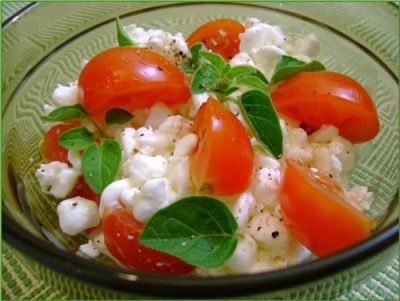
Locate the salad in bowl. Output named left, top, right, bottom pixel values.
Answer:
left=35, top=16, right=379, bottom=277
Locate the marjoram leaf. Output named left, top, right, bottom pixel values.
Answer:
left=59, top=127, right=96, bottom=151
left=82, top=139, right=122, bottom=193
left=116, top=17, right=136, bottom=47
left=270, top=55, right=325, bottom=86
left=40, top=104, right=88, bottom=122
left=240, top=89, right=283, bottom=159
left=191, top=63, right=221, bottom=94
left=139, top=196, right=238, bottom=268
left=105, top=108, right=134, bottom=125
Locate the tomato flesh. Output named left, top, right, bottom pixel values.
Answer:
left=67, top=175, right=101, bottom=206
left=190, top=97, right=254, bottom=196
left=40, top=122, right=78, bottom=166
left=271, top=71, right=380, bottom=143
left=187, top=18, right=245, bottom=61
left=279, top=159, right=375, bottom=257
left=103, top=202, right=195, bottom=274
left=78, top=46, right=191, bottom=125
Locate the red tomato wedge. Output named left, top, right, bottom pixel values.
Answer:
left=67, top=175, right=101, bottom=206
left=78, top=46, right=191, bottom=126
left=102, top=202, right=195, bottom=274
left=190, top=97, right=254, bottom=196
left=41, top=122, right=101, bottom=206
left=279, top=159, right=376, bottom=257
left=40, top=122, right=78, bottom=166
left=187, top=18, right=245, bottom=61
left=271, top=71, right=380, bottom=143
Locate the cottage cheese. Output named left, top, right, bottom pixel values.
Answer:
left=36, top=17, right=374, bottom=276
left=35, top=161, right=80, bottom=199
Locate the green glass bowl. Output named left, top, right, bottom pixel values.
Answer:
left=2, top=2, right=398, bottom=299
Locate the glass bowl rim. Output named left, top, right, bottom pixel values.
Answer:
left=3, top=209, right=398, bottom=298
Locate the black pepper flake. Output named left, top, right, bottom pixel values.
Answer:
left=72, top=202, right=78, bottom=207
left=157, top=65, right=164, bottom=71
left=271, top=231, right=279, bottom=238
left=257, top=226, right=261, bottom=231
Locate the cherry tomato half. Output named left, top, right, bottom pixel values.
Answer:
left=279, top=159, right=375, bottom=257
left=187, top=18, right=245, bottom=61
left=78, top=46, right=191, bottom=125
left=271, top=71, right=380, bottom=143
left=190, top=97, right=254, bottom=196
left=103, top=202, right=195, bottom=274
left=40, top=122, right=78, bottom=166
left=67, top=175, right=101, bottom=206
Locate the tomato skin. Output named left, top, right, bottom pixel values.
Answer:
left=271, top=71, right=380, bottom=143
left=41, top=123, right=101, bottom=205
left=102, top=202, right=195, bottom=274
left=67, top=175, right=101, bottom=206
left=40, top=122, right=78, bottom=166
left=78, top=46, right=191, bottom=125
left=190, top=97, right=254, bottom=196
left=187, top=18, right=245, bottom=61
left=279, top=159, right=375, bottom=257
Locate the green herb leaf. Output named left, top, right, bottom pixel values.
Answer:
left=139, top=196, right=238, bottom=268
left=82, top=139, right=122, bottom=193
left=40, top=104, right=88, bottom=122
left=199, top=51, right=226, bottom=75
left=223, top=86, right=239, bottom=96
left=116, top=17, right=136, bottom=47
left=240, top=89, right=283, bottom=159
left=270, top=55, right=325, bottom=86
left=225, top=65, right=269, bottom=85
left=191, top=63, right=221, bottom=94
left=235, top=75, right=269, bottom=93
left=105, top=108, right=134, bottom=125
left=180, top=43, right=206, bottom=73
left=59, top=127, right=96, bottom=151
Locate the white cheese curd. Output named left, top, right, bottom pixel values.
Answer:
left=166, top=156, right=193, bottom=197
left=144, top=102, right=173, bottom=129
left=124, top=24, right=189, bottom=63
left=189, top=93, right=210, bottom=118
left=173, top=133, right=197, bottom=157
left=133, top=177, right=178, bottom=222
left=39, top=17, right=376, bottom=277
left=57, top=197, right=100, bottom=236
left=67, top=150, right=82, bottom=170
left=247, top=211, right=291, bottom=250
left=237, top=17, right=320, bottom=80
left=158, top=115, right=193, bottom=140
left=51, top=81, right=80, bottom=107
left=122, top=153, right=168, bottom=183
left=43, top=104, right=55, bottom=116
left=227, top=192, right=256, bottom=230
left=252, top=166, right=281, bottom=208
left=238, top=18, right=287, bottom=79
left=225, top=234, right=258, bottom=273
left=99, top=178, right=137, bottom=217
left=90, top=232, right=114, bottom=259
left=345, top=186, right=374, bottom=211
left=35, top=161, right=80, bottom=199
left=77, top=239, right=100, bottom=258
left=287, top=33, right=320, bottom=59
